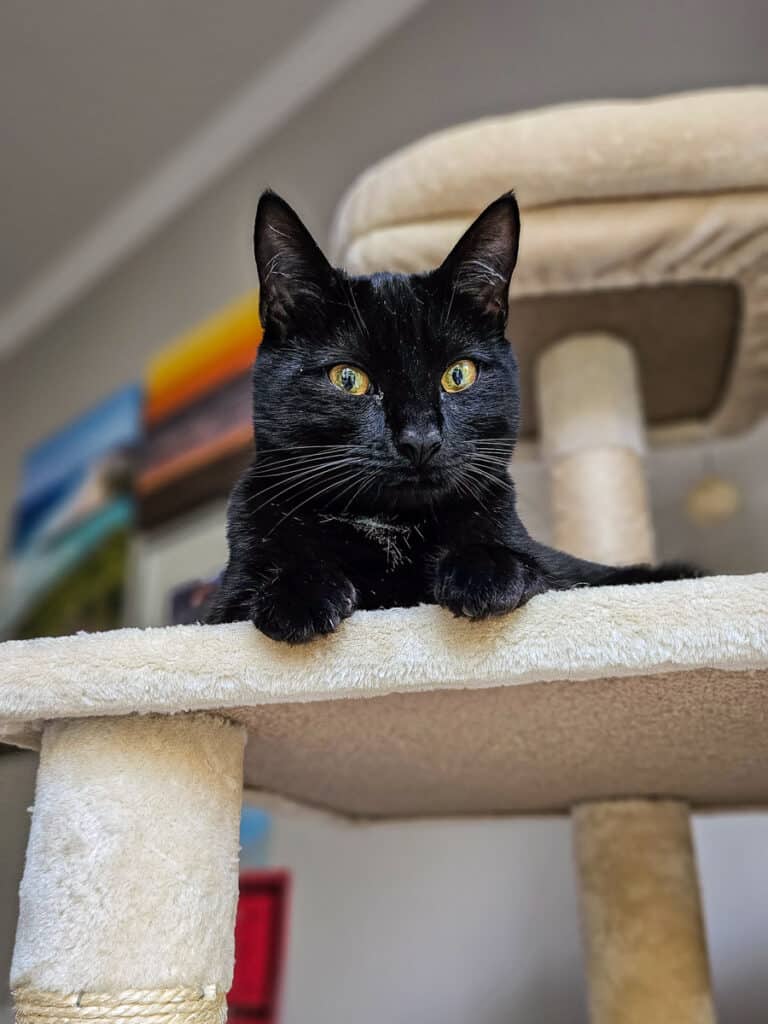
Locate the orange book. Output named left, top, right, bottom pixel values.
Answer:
left=145, top=293, right=262, bottom=425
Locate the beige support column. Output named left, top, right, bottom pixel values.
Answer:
left=11, top=714, right=245, bottom=1024
left=573, top=801, right=715, bottom=1024
left=537, top=334, right=655, bottom=564
left=537, top=333, right=716, bottom=1024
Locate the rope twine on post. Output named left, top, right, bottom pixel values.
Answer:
left=13, top=985, right=227, bottom=1023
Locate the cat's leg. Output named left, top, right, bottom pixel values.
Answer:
left=524, top=537, right=701, bottom=590
left=248, top=560, right=358, bottom=643
left=432, top=543, right=550, bottom=620
left=430, top=509, right=699, bottom=620
left=432, top=539, right=697, bottom=620
left=208, top=554, right=358, bottom=643
left=430, top=494, right=553, bottom=619
left=205, top=567, right=253, bottom=624
left=207, top=514, right=360, bottom=643
left=208, top=463, right=365, bottom=641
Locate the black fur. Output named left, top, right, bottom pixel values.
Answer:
left=207, top=191, right=695, bottom=643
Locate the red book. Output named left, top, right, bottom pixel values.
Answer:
left=228, top=871, right=290, bottom=1023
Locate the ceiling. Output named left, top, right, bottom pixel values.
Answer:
left=0, top=0, right=335, bottom=307
left=0, top=0, right=429, bottom=354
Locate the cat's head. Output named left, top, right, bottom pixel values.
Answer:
left=252, top=190, right=520, bottom=511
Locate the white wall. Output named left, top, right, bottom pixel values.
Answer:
left=269, top=809, right=588, bottom=1023
left=267, top=805, right=768, bottom=1024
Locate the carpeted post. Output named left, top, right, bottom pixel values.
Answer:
left=537, top=333, right=716, bottom=1024
left=573, top=801, right=715, bottom=1024
left=11, top=714, right=245, bottom=1023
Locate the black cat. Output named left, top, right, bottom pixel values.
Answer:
left=207, top=190, right=692, bottom=642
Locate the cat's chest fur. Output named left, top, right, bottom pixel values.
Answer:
left=315, top=511, right=435, bottom=609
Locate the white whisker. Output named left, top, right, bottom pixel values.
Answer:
left=267, top=468, right=371, bottom=536
left=255, top=443, right=367, bottom=456
left=247, top=458, right=359, bottom=511
left=464, top=463, right=514, bottom=492
left=251, top=450, right=363, bottom=478
left=338, top=470, right=378, bottom=512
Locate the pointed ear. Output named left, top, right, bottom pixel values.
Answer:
left=437, top=192, right=520, bottom=319
left=254, top=190, right=333, bottom=330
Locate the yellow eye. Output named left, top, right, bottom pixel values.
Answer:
left=329, top=364, right=371, bottom=395
left=441, top=359, right=478, bottom=393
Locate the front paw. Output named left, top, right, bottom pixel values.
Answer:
left=251, top=566, right=358, bottom=644
left=433, top=544, right=548, bottom=620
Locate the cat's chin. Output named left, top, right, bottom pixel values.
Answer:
left=382, top=472, right=452, bottom=508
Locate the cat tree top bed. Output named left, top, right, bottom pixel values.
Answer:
left=331, top=88, right=768, bottom=445
left=2, top=572, right=767, bottom=818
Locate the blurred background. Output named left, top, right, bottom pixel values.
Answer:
left=0, top=1, right=767, bottom=1022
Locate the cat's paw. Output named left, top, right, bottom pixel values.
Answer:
left=251, top=566, right=358, bottom=644
left=433, top=544, right=549, bottom=620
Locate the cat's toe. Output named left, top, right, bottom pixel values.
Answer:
left=434, top=545, right=547, bottom=620
left=251, top=568, right=357, bottom=644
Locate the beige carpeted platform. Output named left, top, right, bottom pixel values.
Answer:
left=2, top=572, right=767, bottom=818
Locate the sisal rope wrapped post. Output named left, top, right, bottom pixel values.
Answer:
left=536, top=334, right=716, bottom=1024
left=13, top=985, right=226, bottom=1023
left=11, top=714, right=245, bottom=1023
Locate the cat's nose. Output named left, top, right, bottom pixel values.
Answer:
left=396, top=426, right=442, bottom=467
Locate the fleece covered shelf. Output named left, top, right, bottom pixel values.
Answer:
left=1, top=572, right=767, bottom=818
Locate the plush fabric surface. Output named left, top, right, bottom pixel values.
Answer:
left=1, top=574, right=767, bottom=816
left=331, top=88, right=768, bottom=251
left=11, top=714, right=244, bottom=992
left=330, top=90, right=768, bottom=444
left=574, top=801, right=716, bottom=1024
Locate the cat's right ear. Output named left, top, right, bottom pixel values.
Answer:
left=254, top=191, right=334, bottom=332
left=436, top=192, right=520, bottom=321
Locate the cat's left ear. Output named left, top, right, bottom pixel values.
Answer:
left=436, top=192, right=520, bottom=319
left=254, top=190, right=334, bottom=331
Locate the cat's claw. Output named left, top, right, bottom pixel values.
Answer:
left=250, top=566, right=357, bottom=644
left=434, top=544, right=548, bottom=620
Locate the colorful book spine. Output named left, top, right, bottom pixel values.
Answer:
left=138, top=293, right=262, bottom=528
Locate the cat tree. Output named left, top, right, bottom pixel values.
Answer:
left=330, top=86, right=768, bottom=1023
left=2, top=87, right=768, bottom=1023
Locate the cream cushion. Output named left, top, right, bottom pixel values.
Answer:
left=331, top=89, right=768, bottom=444
left=331, top=89, right=768, bottom=244
left=2, top=572, right=767, bottom=818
